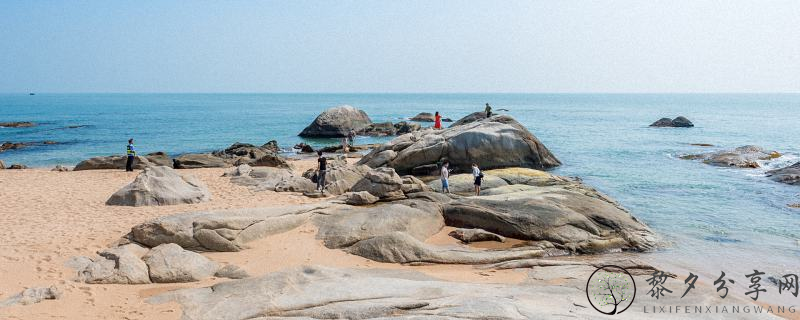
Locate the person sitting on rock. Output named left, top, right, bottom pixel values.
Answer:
left=434, top=111, right=442, bottom=129
left=485, top=103, right=492, bottom=118
left=472, top=163, right=483, bottom=196
left=316, top=150, right=327, bottom=194
left=440, top=161, right=451, bottom=194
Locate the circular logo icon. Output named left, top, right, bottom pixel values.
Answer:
left=586, top=265, right=636, bottom=315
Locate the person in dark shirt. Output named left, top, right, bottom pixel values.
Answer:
left=316, top=150, right=327, bottom=193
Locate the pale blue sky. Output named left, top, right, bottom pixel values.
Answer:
left=1, top=1, right=799, bottom=93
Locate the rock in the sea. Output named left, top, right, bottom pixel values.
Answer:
left=410, top=112, right=435, bottom=122
left=351, top=167, right=405, bottom=200
left=51, top=164, right=70, bottom=172
left=359, top=121, right=397, bottom=136
left=142, top=243, right=219, bottom=283
left=173, top=153, right=229, bottom=169
left=0, top=286, right=61, bottom=307
left=1, top=141, right=28, bottom=152
left=261, top=140, right=279, bottom=153
left=358, top=115, right=561, bottom=174
left=299, top=105, right=373, bottom=138
left=650, top=116, right=694, bottom=127
left=342, top=191, right=379, bottom=205
left=789, top=203, right=800, bottom=209
left=293, top=142, right=314, bottom=153
left=767, top=162, right=800, bottom=185
left=680, top=145, right=781, bottom=168
left=449, top=228, right=505, bottom=243
left=0, top=121, right=35, bottom=128
left=106, top=166, right=211, bottom=206
left=394, top=121, right=421, bottom=134
left=8, top=163, right=27, bottom=170
left=450, top=111, right=487, bottom=127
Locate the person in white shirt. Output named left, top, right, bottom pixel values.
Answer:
left=472, top=163, right=483, bottom=196
left=440, top=161, right=450, bottom=193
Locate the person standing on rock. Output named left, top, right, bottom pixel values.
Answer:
left=485, top=103, right=492, bottom=118
left=347, top=129, right=356, bottom=148
left=440, top=161, right=451, bottom=194
left=472, top=163, right=483, bottom=196
left=316, top=150, right=327, bottom=194
left=434, top=111, right=442, bottom=129
left=125, top=138, right=136, bottom=172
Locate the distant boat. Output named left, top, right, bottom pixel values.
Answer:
left=29, top=93, right=35, bottom=95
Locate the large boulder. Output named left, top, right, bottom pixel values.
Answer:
left=173, top=153, right=229, bottom=169
left=350, top=167, right=405, bottom=200
left=106, top=166, right=211, bottom=206
left=443, top=186, right=657, bottom=253
left=450, top=111, right=487, bottom=127
left=74, top=155, right=150, bottom=171
left=358, top=115, right=561, bottom=174
left=680, top=145, right=781, bottom=168
left=299, top=105, right=373, bottom=138
left=650, top=116, right=694, bottom=127
left=767, top=162, right=800, bottom=185
left=142, top=243, right=219, bottom=283
left=410, top=112, right=435, bottom=122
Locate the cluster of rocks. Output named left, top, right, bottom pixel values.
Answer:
left=680, top=145, right=781, bottom=168
left=0, top=160, right=27, bottom=170
left=297, top=105, right=428, bottom=138
left=650, top=116, right=694, bottom=127
left=67, top=242, right=248, bottom=285
left=106, top=166, right=212, bottom=206
left=73, top=141, right=290, bottom=171
left=767, top=162, right=800, bottom=185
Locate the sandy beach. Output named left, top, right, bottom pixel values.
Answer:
left=0, top=159, right=532, bottom=320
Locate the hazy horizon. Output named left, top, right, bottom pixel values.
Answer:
left=2, top=1, right=799, bottom=94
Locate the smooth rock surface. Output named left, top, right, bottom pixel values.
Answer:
left=429, top=173, right=508, bottom=194
left=142, top=243, right=219, bottom=283
left=342, top=191, right=379, bottom=205
left=74, top=155, right=154, bottom=171
left=358, top=115, right=561, bottom=174
left=106, top=166, right=211, bottom=206
left=299, top=105, right=372, bottom=137
left=448, top=228, right=506, bottom=243
left=173, top=153, right=230, bottom=169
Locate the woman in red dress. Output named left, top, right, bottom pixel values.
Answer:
left=434, top=111, right=442, bottom=129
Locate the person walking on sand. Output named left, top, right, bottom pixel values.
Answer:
left=434, top=111, right=442, bottom=129
left=125, top=138, right=136, bottom=172
left=485, top=103, right=493, bottom=118
left=440, top=161, right=451, bottom=194
left=316, top=150, right=327, bottom=194
left=472, top=163, right=483, bottom=196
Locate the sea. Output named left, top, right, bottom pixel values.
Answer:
left=1, top=93, right=799, bottom=288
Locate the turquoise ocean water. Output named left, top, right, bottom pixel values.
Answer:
left=1, top=93, right=799, bottom=281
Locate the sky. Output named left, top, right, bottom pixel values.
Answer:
left=1, top=1, right=799, bottom=93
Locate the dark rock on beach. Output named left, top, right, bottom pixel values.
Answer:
left=74, top=153, right=172, bottom=171
left=299, top=105, right=372, bottom=138
left=8, top=164, right=28, bottom=170
left=0, top=121, right=35, bottom=128
left=173, top=153, right=229, bottom=169
left=293, top=142, right=314, bottom=153
left=650, top=116, right=694, bottom=127
left=767, top=162, right=800, bottom=185
left=358, top=115, right=561, bottom=174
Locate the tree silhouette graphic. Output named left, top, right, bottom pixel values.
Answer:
left=587, top=266, right=635, bottom=315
